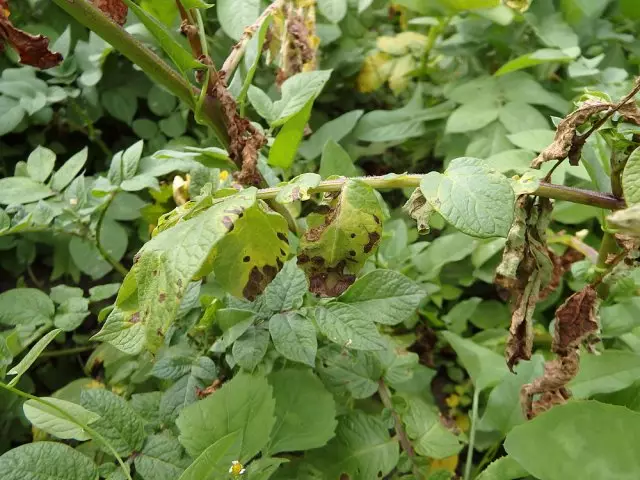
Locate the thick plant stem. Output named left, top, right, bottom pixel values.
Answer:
left=51, top=0, right=229, bottom=145
left=377, top=380, right=420, bottom=479
left=255, top=175, right=625, bottom=210
left=464, top=388, right=480, bottom=480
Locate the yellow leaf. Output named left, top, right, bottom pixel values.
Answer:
left=389, top=54, right=416, bottom=93
left=357, top=52, right=394, bottom=93
left=455, top=413, right=470, bottom=432
left=445, top=394, right=461, bottom=408
left=377, top=31, right=428, bottom=56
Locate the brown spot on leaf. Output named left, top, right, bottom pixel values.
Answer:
left=243, top=256, right=250, bottom=263
left=133, top=251, right=141, bottom=264
left=363, top=231, right=380, bottom=253
left=373, top=214, right=380, bottom=224
left=349, top=250, right=356, bottom=257
left=177, top=278, right=183, bottom=289
left=0, top=3, right=63, bottom=69
left=553, top=285, right=599, bottom=355
left=152, top=269, right=158, bottom=276
left=311, top=256, right=325, bottom=265
left=277, top=232, right=288, bottom=242
left=280, top=249, right=286, bottom=256
left=242, top=265, right=280, bottom=300
left=297, top=254, right=309, bottom=264
left=159, top=293, right=166, bottom=303
left=92, top=0, right=128, bottom=26
left=222, top=216, right=234, bottom=231
left=130, top=312, right=140, bottom=324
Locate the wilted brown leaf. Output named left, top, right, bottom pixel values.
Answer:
left=552, top=285, right=599, bottom=355
left=521, top=285, right=600, bottom=419
left=497, top=197, right=554, bottom=370
left=0, top=1, right=62, bottom=69
left=92, top=0, right=128, bottom=26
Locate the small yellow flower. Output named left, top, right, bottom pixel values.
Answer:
left=229, top=460, right=246, bottom=476
left=219, top=170, right=229, bottom=181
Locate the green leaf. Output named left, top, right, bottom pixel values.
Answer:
left=318, top=0, right=348, bottom=23
left=89, top=283, right=121, bottom=302
left=212, top=200, right=289, bottom=300
left=339, top=269, right=425, bottom=325
left=306, top=412, right=399, bottom=479
left=299, top=110, right=364, bottom=160
left=176, top=373, right=276, bottom=461
left=181, top=0, right=213, bottom=8
left=54, top=297, right=90, bottom=331
left=27, top=146, right=56, bottom=182
left=315, top=303, right=385, bottom=350
left=495, top=48, right=578, bottom=76
left=102, top=88, right=137, bottom=124
left=442, top=331, right=508, bottom=391
left=498, top=102, right=549, bottom=133
left=0, top=442, right=99, bottom=480
left=0, top=99, right=25, bottom=136
left=319, top=140, right=358, bottom=178
left=570, top=350, right=640, bottom=398
left=178, top=431, right=242, bottom=480
left=217, top=0, right=261, bottom=41
left=623, top=147, right=640, bottom=206
left=446, top=97, right=501, bottom=133
left=506, top=129, right=555, bottom=151
left=599, top=298, right=640, bottom=337
left=121, top=0, right=203, bottom=73
left=264, top=259, right=308, bottom=313
left=269, top=312, right=317, bottom=366
left=238, top=15, right=272, bottom=107
left=232, top=326, right=270, bottom=371
left=266, top=369, right=337, bottom=454
left=353, top=100, right=453, bottom=142
left=0, top=288, right=55, bottom=327
left=476, top=456, right=528, bottom=480
left=50, top=147, right=88, bottom=191
left=148, top=85, right=178, bottom=116
left=504, top=400, right=640, bottom=480
left=23, top=397, right=100, bottom=441
left=91, top=307, right=146, bottom=355
left=478, top=355, right=545, bottom=436
left=268, top=99, right=313, bottom=168
left=317, top=346, right=381, bottom=399
left=248, top=86, right=274, bottom=122
left=0, top=177, right=55, bottom=205
left=134, top=433, right=191, bottom=480
left=271, top=70, right=333, bottom=126
left=419, top=157, right=515, bottom=238
left=8, top=328, right=62, bottom=387
left=69, top=218, right=128, bottom=279
left=80, top=389, right=146, bottom=456
left=397, top=393, right=463, bottom=458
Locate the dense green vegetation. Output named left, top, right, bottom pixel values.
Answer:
left=1, top=0, right=640, bottom=479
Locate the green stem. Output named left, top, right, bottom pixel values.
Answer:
left=377, top=379, right=420, bottom=479
left=464, top=388, right=480, bottom=480
left=254, top=175, right=625, bottom=210
left=51, top=0, right=229, bottom=146
left=95, top=191, right=129, bottom=277
left=419, top=17, right=449, bottom=72
left=194, top=9, right=209, bottom=58
left=0, top=381, right=132, bottom=480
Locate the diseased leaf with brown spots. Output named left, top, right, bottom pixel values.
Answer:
left=0, top=1, right=62, bottom=69
left=92, top=0, right=128, bottom=26
left=298, top=180, right=383, bottom=297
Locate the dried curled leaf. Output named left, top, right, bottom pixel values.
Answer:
left=92, top=0, right=128, bottom=26
left=496, top=196, right=554, bottom=370
left=608, top=205, right=640, bottom=238
left=0, top=1, right=62, bottom=69
left=521, top=286, right=599, bottom=419
left=402, top=188, right=434, bottom=235
left=552, top=285, right=599, bottom=355
left=532, top=80, right=640, bottom=168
